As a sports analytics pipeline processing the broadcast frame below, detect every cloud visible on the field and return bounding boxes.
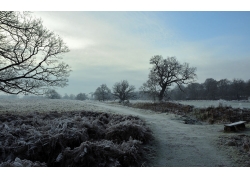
[32,12,250,95]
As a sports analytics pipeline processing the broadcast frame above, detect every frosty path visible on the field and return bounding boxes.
[85,101,235,167]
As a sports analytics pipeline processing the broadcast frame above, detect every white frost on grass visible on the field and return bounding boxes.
[175,100,250,109]
[0,99,99,115]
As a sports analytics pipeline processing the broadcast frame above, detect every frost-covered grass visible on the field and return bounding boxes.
[108,99,250,109]
[0,99,97,115]
[128,101,250,124]
[175,100,250,109]
[0,99,153,167]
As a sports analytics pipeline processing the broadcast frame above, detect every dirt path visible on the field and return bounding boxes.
[84,101,236,167]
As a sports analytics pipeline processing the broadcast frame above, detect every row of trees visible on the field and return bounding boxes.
[93,55,197,102]
[93,80,136,102]
[0,12,196,102]
[169,78,250,101]
[45,89,88,101]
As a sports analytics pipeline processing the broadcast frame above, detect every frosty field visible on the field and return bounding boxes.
[0,99,153,167]
[174,100,250,109]
[1,98,250,167]
[0,99,99,115]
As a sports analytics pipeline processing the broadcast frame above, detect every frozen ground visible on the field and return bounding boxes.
[0,98,249,166]
[112,99,250,109]
[174,100,250,109]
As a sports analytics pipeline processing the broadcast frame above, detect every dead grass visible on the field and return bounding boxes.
[0,110,152,167]
[130,101,250,124]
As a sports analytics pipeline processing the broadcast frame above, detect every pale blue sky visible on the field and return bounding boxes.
[30,11,250,95]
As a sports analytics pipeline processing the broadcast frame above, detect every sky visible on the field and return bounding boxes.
[2,1,250,96]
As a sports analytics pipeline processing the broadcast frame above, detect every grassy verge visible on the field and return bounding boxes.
[127,101,250,124]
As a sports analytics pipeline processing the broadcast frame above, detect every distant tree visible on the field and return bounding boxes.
[203,78,217,100]
[141,55,197,101]
[217,79,231,100]
[139,72,160,101]
[89,92,94,100]
[62,93,70,99]
[76,93,88,101]
[45,89,61,99]
[94,84,112,101]
[169,84,186,100]
[69,94,75,100]
[230,79,246,100]
[245,80,250,98]
[112,80,135,102]
[185,83,203,100]
[0,11,71,95]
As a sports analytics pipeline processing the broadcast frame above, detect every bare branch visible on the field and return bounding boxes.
[112,80,135,102]
[141,55,197,101]
[0,11,71,95]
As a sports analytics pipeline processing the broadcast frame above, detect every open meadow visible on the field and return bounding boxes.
[0,98,153,167]
[175,100,250,109]
[1,98,250,167]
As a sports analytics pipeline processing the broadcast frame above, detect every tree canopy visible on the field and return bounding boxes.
[112,80,135,102]
[94,84,112,101]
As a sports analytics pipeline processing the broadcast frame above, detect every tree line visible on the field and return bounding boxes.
[168,78,250,101]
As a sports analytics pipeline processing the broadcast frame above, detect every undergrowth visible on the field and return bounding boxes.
[129,102,250,124]
[0,111,152,167]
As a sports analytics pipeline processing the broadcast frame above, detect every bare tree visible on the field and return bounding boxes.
[203,78,217,100]
[112,80,135,102]
[141,55,197,101]
[245,80,250,98]
[230,79,246,100]
[139,73,160,101]
[217,79,231,100]
[94,84,112,101]
[45,89,61,99]
[76,93,88,101]
[0,11,71,95]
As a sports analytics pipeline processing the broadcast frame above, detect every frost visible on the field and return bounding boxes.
[0,105,152,167]
[55,153,63,162]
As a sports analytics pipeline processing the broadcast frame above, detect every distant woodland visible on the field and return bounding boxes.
[165,78,250,101]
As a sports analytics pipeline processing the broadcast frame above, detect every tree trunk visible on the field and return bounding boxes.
[159,86,167,101]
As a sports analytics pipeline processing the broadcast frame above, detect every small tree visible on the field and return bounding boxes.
[62,93,70,99]
[0,11,71,95]
[45,89,61,99]
[75,93,88,101]
[139,73,160,101]
[69,94,75,100]
[94,84,112,101]
[203,78,217,100]
[141,55,197,101]
[112,80,135,102]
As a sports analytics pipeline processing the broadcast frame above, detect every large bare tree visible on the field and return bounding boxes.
[0,11,71,95]
[141,55,197,101]
[112,80,135,102]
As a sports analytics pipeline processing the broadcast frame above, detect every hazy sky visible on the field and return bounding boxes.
[28,11,250,95]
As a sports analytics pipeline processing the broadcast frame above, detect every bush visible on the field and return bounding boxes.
[45,89,61,99]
